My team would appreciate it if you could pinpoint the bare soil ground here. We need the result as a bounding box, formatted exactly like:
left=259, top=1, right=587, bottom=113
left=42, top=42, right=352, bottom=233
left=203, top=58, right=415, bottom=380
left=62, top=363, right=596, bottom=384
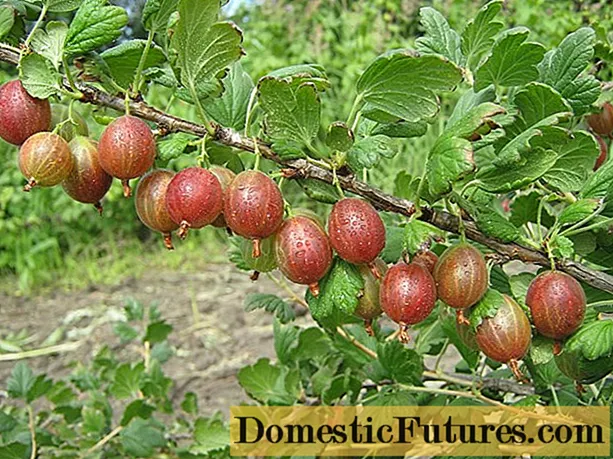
left=0, top=264, right=314, bottom=417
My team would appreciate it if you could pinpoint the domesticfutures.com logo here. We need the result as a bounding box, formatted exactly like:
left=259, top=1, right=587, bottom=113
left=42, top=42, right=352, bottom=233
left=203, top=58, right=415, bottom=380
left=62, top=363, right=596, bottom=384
left=230, top=406, right=611, bottom=457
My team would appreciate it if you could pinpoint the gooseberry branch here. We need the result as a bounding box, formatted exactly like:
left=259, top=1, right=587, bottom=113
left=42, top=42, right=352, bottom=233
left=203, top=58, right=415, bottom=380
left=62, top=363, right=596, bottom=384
left=2, top=43, right=613, bottom=294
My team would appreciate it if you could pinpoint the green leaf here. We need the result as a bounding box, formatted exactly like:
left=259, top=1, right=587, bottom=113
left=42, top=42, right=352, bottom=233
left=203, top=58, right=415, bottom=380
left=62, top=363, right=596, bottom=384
left=297, top=179, right=340, bottom=204
left=440, top=313, right=480, bottom=369
left=322, top=370, right=362, bottom=404
left=109, top=363, right=144, bottom=399
left=461, top=0, right=503, bottom=69
left=258, top=79, right=320, bottom=146
left=192, top=417, right=230, bottom=454
left=7, top=362, right=34, bottom=399
left=541, top=130, right=600, bottom=192
left=27, top=374, right=52, bottom=403
left=181, top=392, right=198, bottom=415
left=469, top=289, right=505, bottom=329
left=273, top=320, right=299, bottom=365
left=474, top=28, right=546, bottom=91
left=19, top=53, right=61, bottom=99
left=124, top=299, right=144, bottom=321
left=206, top=62, right=253, bottom=131
left=0, top=444, right=28, bottom=459
left=144, top=321, right=172, bottom=344
left=558, top=199, right=601, bottom=226
left=305, top=258, right=364, bottom=329
left=473, top=207, right=521, bottom=242
left=65, top=0, right=128, bottom=57
left=567, top=320, right=613, bottom=361
left=357, top=50, right=462, bottom=123
left=551, top=235, right=574, bottom=259
left=46, top=0, right=83, bottom=13
left=381, top=223, right=404, bottom=264
left=539, top=28, right=600, bottom=116
left=509, top=191, right=540, bottom=227
left=364, top=388, right=417, bottom=406
left=415, top=7, right=463, bottom=64
left=0, top=412, right=17, bottom=433
left=142, top=0, right=178, bottom=32
left=581, top=154, right=613, bottom=199
left=427, top=136, right=473, bottom=197
left=326, top=122, right=354, bottom=152
left=30, top=21, right=67, bottom=71
left=403, top=220, right=441, bottom=255
left=121, top=399, right=155, bottom=426
left=120, top=418, right=166, bottom=457
left=244, top=293, right=295, bottom=324
left=157, top=132, right=196, bottom=163
left=346, top=135, right=397, bottom=170
left=82, top=406, right=107, bottom=435
left=0, top=6, right=16, bottom=40
left=100, top=40, right=166, bottom=88
left=370, top=120, right=428, bottom=138
left=447, top=86, right=496, bottom=128
left=266, top=64, right=330, bottom=90
left=237, top=358, right=300, bottom=405
left=479, top=149, right=557, bottom=192
left=113, top=322, right=139, bottom=343
left=173, top=0, right=243, bottom=102
left=509, top=273, right=535, bottom=304
left=377, top=340, right=424, bottom=385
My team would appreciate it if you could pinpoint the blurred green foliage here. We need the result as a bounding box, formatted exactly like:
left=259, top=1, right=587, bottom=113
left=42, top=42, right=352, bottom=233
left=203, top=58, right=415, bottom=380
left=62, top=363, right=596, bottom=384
left=0, top=0, right=611, bottom=292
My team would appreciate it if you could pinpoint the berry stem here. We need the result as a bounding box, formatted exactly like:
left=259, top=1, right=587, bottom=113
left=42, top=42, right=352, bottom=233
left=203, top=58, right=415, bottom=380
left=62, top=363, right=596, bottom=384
left=178, top=221, right=190, bottom=240
left=94, top=202, right=104, bottom=216
left=398, top=323, right=410, bottom=343
left=22, top=4, right=48, bottom=55
left=23, top=178, right=36, bottom=192
left=252, top=239, right=262, bottom=258
left=346, top=94, right=364, bottom=130
left=163, top=233, right=174, bottom=250
left=133, top=29, right=155, bottom=96
left=62, top=56, right=80, bottom=94
left=121, top=180, right=132, bottom=198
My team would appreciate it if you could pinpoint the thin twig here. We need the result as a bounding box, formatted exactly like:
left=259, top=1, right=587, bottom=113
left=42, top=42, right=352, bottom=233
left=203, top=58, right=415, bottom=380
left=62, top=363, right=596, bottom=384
left=0, top=341, right=81, bottom=361
left=28, top=406, right=36, bottom=459
left=79, top=425, right=123, bottom=458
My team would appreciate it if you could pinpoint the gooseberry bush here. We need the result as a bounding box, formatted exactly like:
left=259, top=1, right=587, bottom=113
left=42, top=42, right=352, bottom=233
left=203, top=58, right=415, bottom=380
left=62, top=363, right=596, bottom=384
left=1, top=0, right=613, bottom=457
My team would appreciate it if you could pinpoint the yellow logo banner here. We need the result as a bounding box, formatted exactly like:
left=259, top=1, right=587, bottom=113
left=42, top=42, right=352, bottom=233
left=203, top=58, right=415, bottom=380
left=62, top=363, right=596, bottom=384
left=230, top=405, right=610, bottom=457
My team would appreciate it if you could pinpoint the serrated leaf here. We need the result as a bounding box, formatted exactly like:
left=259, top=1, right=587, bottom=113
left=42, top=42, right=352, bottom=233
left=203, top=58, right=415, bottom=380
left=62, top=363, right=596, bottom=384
left=305, top=258, right=364, bottom=329
left=0, top=6, right=15, bottom=40
left=297, top=179, right=340, bottom=204
left=100, top=40, right=166, bottom=88
left=244, top=293, right=295, bottom=324
left=192, top=417, right=230, bottom=454
left=509, top=273, right=535, bottom=304
left=144, top=321, right=172, bottom=344
left=19, top=53, right=61, bottom=99
left=551, top=235, right=574, bottom=259
left=0, top=443, right=28, bottom=459
left=478, top=147, right=557, bottom=192
left=173, top=0, right=243, bottom=103
left=558, top=199, right=600, bottom=226
left=65, top=0, right=128, bottom=57
left=415, top=7, right=463, bottom=64
left=206, top=62, right=253, bottom=131
left=181, top=392, right=198, bottom=415
left=539, top=28, right=599, bottom=116
left=46, top=0, right=83, bottom=12
left=474, top=207, right=521, bottom=242
left=30, top=21, right=67, bottom=71
left=326, top=122, right=354, bottom=152
left=440, top=312, right=480, bottom=369
left=377, top=340, right=424, bottom=385
left=541, top=130, right=599, bottom=192
left=157, top=132, right=195, bottom=163
left=258, top=79, right=320, bottom=146
left=113, top=322, right=139, bottom=343
left=447, top=86, right=496, bottom=127
left=427, top=136, right=473, bottom=197
left=357, top=50, right=462, bottom=123
left=237, top=358, right=300, bottom=405
left=470, top=289, right=505, bottom=329
left=109, top=363, right=144, bottom=399
left=142, top=0, right=178, bottom=32
left=82, top=406, right=106, bottom=435
left=509, top=192, right=541, bottom=227
left=371, top=120, right=428, bottom=138
left=475, top=28, right=546, bottom=91
left=322, top=370, right=362, bottom=404
left=581, top=153, right=613, bottom=199
left=120, top=418, right=165, bottom=457
left=381, top=224, right=404, bottom=264
left=0, top=412, right=17, bottom=433
left=364, top=388, right=417, bottom=406
left=7, top=362, right=34, bottom=399
left=273, top=320, right=299, bottom=365
left=461, top=0, right=503, bottom=69
left=27, top=374, right=52, bottom=403
left=120, top=399, right=155, bottom=426
left=346, top=135, right=397, bottom=170
left=266, top=64, right=330, bottom=90
left=403, top=220, right=441, bottom=255
left=567, top=320, right=613, bottom=361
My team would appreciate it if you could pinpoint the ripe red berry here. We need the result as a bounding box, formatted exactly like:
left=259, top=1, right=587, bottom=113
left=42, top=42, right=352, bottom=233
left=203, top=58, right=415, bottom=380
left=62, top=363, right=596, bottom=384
left=328, top=198, right=386, bottom=273
left=62, top=137, right=112, bottom=214
left=587, top=102, right=613, bottom=137
left=434, top=243, right=488, bottom=324
left=274, top=215, right=333, bottom=296
left=525, top=271, right=586, bottom=341
left=98, top=115, right=156, bottom=197
left=475, top=293, right=531, bottom=381
left=594, top=135, right=608, bottom=171
left=224, top=170, right=284, bottom=258
left=51, top=104, right=89, bottom=142
left=412, top=250, right=438, bottom=274
left=19, top=132, right=73, bottom=191
left=165, top=167, right=223, bottom=239
left=0, top=80, right=51, bottom=145
left=210, top=166, right=236, bottom=228
left=380, top=262, right=437, bottom=342
left=355, top=258, right=387, bottom=335
left=135, top=170, right=179, bottom=250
